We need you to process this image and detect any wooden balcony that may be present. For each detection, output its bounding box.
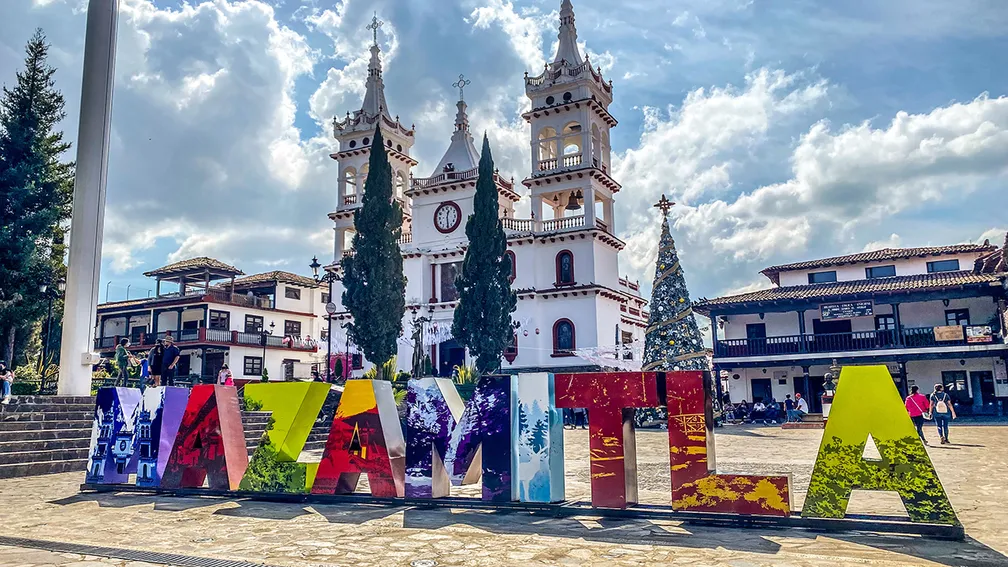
[714,326,1004,358]
[94,327,319,353]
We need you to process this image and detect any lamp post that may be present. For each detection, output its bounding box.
[310,256,340,382]
[38,281,65,380]
[259,321,275,380]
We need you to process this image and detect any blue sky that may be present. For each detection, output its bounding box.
[1,0,1006,304]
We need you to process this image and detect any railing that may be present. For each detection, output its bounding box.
[411,167,478,190]
[344,194,358,206]
[713,326,1001,358]
[595,218,608,231]
[537,158,558,172]
[95,328,318,353]
[542,215,585,232]
[205,328,231,343]
[399,232,412,244]
[502,217,534,232]
[562,153,583,168]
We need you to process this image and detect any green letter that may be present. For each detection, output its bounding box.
[802,365,958,525]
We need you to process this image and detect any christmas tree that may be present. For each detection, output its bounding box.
[341,126,406,379]
[451,134,517,374]
[638,195,707,426]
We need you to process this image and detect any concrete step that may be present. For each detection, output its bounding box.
[0,411,93,422]
[0,458,86,479]
[0,447,90,466]
[0,403,94,414]
[0,420,92,431]
[0,429,90,443]
[6,396,95,405]
[0,437,91,454]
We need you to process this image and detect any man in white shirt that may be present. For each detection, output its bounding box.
[794,393,809,420]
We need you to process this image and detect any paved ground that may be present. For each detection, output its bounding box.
[0,424,1006,567]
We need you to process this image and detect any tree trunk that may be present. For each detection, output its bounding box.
[5,326,14,367]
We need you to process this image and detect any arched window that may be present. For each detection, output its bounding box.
[505,250,516,284]
[343,167,357,197]
[591,124,601,167]
[555,250,574,285]
[562,122,582,156]
[395,172,406,200]
[553,319,575,355]
[601,131,610,171]
[538,127,558,162]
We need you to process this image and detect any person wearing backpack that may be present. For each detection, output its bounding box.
[930,383,957,444]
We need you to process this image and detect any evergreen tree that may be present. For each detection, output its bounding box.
[341,126,406,379]
[451,134,516,374]
[530,418,548,453]
[638,196,706,426]
[0,29,73,367]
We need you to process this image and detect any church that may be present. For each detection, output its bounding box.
[326,0,649,376]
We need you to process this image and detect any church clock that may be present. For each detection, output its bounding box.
[434,201,462,233]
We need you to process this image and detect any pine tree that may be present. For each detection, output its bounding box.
[638,196,707,426]
[0,29,73,367]
[530,418,548,453]
[451,134,516,374]
[341,126,406,379]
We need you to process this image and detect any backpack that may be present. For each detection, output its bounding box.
[934,393,950,414]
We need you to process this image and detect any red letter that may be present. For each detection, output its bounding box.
[554,372,660,509]
[666,371,790,516]
[161,385,248,490]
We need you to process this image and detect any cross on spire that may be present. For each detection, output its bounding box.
[367,12,383,46]
[453,74,471,102]
[654,194,675,217]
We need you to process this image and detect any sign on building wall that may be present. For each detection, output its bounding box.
[820,301,873,321]
[965,325,993,344]
[934,326,965,342]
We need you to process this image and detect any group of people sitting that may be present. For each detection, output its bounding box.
[722,393,810,425]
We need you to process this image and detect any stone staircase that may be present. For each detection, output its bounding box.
[0,396,95,479]
[242,410,330,458]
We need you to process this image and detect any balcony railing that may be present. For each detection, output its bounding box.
[344,194,358,206]
[541,215,585,232]
[502,217,535,232]
[399,231,412,244]
[94,328,318,353]
[714,326,1003,358]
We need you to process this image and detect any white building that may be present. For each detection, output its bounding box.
[695,241,1008,416]
[94,257,328,383]
[327,1,648,376]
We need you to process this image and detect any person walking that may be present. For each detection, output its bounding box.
[0,361,13,404]
[147,340,165,387]
[930,384,957,444]
[161,336,181,387]
[904,385,930,444]
[218,363,234,386]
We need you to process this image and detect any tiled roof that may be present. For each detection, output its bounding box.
[143,257,244,278]
[975,233,1008,274]
[233,271,319,289]
[694,271,1006,313]
[760,244,995,285]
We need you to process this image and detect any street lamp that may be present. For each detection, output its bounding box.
[259,321,275,380]
[310,255,340,382]
[38,280,66,388]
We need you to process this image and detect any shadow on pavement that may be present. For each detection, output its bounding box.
[50,492,210,512]
[835,533,1008,567]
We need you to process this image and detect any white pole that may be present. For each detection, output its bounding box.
[58,0,119,396]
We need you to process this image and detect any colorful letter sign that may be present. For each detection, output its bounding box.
[312,380,405,497]
[511,373,564,503]
[86,387,143,484]
[240,382,330,493]
[444,374,512,501]
[132,387,190,487]
[161,385,249,491]
[802,365,958,525]
[666,371,791,516]
[554,372,662,509]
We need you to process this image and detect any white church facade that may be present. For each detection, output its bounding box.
[327,1,649,376]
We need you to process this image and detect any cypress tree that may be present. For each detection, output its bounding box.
[341,126,406,379]
[451,134,517,374]
[0,29,73,367]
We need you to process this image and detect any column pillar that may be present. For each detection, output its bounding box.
[797,310,807,352]
[58,0,119,396]
[710,312,720,356]
[892,303,903,346]
[176,308,183,337]
[583,188,595,227]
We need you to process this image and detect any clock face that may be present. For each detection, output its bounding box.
[434,202,461,233]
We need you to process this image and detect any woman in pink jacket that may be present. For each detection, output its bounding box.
[904,385,930,444]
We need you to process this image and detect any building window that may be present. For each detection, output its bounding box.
[283,359,295,380]
[875,315,896,331]
[807,270,837,284]
[553,319,575,355]
[555,250,574,285]
[621,330,634,360]
[244,315,264,334]
[243,356,263,376]
[945,309,970,326]
[439,262,462,302]
[208,310,230,330]
[284,286,301,300]
[927,259,960,273]
[321,292,330,304]
[284,320,302,337]
[503,333,518,363]
[351,353,363,370]
[865,265,897,279]
[505,250,516,284]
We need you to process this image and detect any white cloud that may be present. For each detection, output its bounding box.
[467,0,553,70]
[862,234,902,252]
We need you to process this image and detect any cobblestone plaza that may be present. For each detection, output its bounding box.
[0,425,1006,567]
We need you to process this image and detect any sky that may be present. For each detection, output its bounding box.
[2,0,1007,305]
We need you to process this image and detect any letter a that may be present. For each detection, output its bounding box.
[161,385,248,490]
[802,365,958,525]
[312,380,405,497]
